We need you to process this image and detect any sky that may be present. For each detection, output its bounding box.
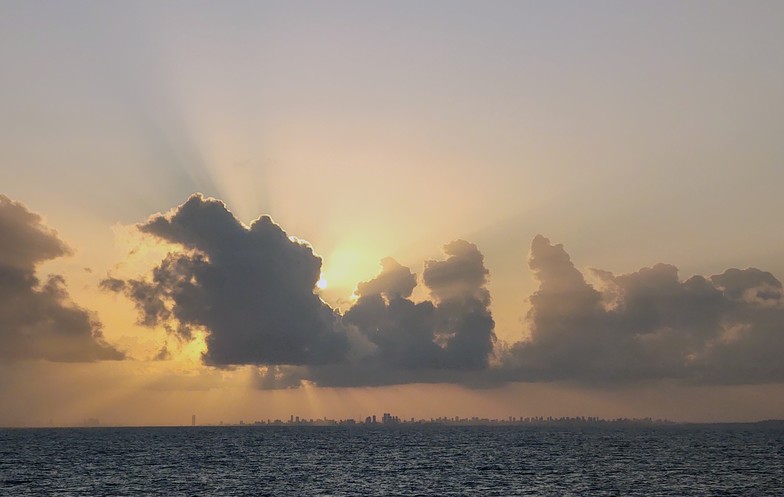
[2,0,784,426]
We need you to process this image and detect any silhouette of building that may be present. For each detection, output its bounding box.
[382,413,400,424]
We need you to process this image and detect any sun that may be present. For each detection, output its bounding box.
[316,277,328,290]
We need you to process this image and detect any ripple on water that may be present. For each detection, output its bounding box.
[0,425,783,496]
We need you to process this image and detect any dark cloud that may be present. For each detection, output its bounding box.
[0,195,71,268]
[355,257,416,300]
[501,235,784,385]
[306,241,496,387]
[695,267,784,383]
[251,365,309,390]
[104,194,784,388]
[0,195,123,362]
[106,197,498,386]
[711,268,782,302]
[341,258,441,375]
[423,240,496,370]
[103,194,348,366]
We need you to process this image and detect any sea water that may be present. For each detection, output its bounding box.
[1,424,783,496]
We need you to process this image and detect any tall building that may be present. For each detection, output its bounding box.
[192,414,196,427]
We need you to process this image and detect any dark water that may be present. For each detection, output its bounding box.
[1,425,783,496]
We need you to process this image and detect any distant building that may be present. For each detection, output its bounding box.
[382,413,400,424]
[192,414,196,427]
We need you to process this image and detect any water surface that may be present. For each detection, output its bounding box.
[2,424,783,496]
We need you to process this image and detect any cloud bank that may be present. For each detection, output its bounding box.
[0,195,123,362]
[500,236,784,385]
[104,195,498,386]
[104,195,784,388]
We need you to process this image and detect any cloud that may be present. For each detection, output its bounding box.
[0,195,71,268]
[103,194,348,367]
[153,342,171,361]
[423,240,496,370]
[355,257,416,300]
[301,240,496,387]
[338,257,443,379]
[104,195,784,388]
[105,196,498,386]
[696,268,784,383]
[0,195,123,362]
[501,235,784,385]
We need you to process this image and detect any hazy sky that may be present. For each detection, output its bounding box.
[2,1,784,426]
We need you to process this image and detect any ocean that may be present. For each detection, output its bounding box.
[1,424,782,496]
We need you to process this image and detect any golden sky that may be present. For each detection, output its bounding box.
[2,1,784,426]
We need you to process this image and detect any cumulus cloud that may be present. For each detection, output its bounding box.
[423,240,496,370]
[347,252,437,368]
[103,194,348,367]
[104,194,784,388]
[0,195,123,362]
[355,257,416,300]
[301,240,496,387]
[105,196,498,386]
[501,235,784,384]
